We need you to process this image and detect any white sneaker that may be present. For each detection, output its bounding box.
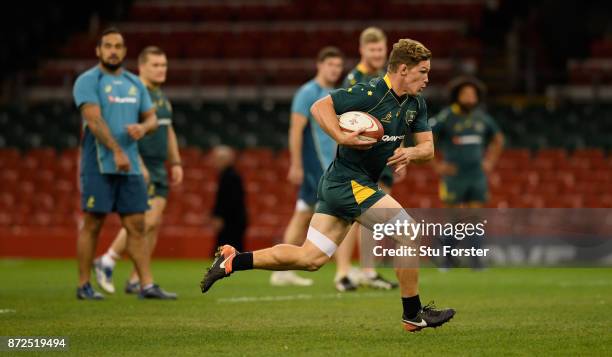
[93,258,115,294]
[270,271,313,286]
[347,267,368,286]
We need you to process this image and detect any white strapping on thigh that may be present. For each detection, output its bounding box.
[306,226,337,257]
[384,209,415,242]
[386,209,414,226]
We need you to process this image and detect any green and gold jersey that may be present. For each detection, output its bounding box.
[343,64,394,186]
[329,74,430,182]
[138,86,172,163]
[342,63,385,89]
[431,104,500,173]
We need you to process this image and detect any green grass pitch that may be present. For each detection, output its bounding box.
[0,259,610,356]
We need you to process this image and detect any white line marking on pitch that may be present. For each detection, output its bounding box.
[558,280,612,287]
[217,292,389,304]
[0,309,16,314]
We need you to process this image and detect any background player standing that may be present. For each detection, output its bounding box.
[94,46,182,296]
[431,77,504,208]
[334,27,399,291]
[270,47,344,286]
[73,28,173,299]
[430,76,504,269]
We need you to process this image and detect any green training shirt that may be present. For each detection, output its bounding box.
[431,104,500,173]
[138,86,172,163]
[328,74,430,182]
[342,63,385,89]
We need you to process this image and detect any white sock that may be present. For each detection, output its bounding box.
[142,283,154,290]
[101,251,118,268]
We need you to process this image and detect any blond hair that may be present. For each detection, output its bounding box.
[359,27,386,46]
[138,46,166,64]
[387,39,432,72]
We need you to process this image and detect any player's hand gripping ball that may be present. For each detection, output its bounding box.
[338,111,384,143]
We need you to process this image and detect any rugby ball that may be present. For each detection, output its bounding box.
[338,111,384,142]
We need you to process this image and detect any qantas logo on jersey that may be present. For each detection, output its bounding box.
[382,134,405,142]
[107,95,137,104]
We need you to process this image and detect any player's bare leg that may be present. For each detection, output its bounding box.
[95,197,167,293]
[78,213,105,286]
[395,268,419,297]
[109,229,127,258]
[129,197,166,282]
[201,213,350,292]
[358,182,398,289]
[76,212,105,299]
[254,213,349,269]
[335,182,398,291]
[333,223,359,291]
[124,197,167,292]
[283,210,313,246]
[119,213,176,299]
[357,194,455,331]
[270,207,315,286]
[120,213,153,286]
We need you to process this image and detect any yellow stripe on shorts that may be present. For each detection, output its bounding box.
[351,180,376,205]
[439,182,448,201]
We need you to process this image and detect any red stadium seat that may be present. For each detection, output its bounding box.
[536,148,567,161]
[0,148,20,169]
[0,169,19,190]
[572,148,604,159]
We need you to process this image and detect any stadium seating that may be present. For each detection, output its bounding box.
[22,0,484,94]
[2,0,611,257]
[1,143,611,256]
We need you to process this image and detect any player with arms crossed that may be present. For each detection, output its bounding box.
[94,46,182,296]
[201,39,455,331]
[270,47,344,287]
[74,28,174,299]
[334,26,399,292]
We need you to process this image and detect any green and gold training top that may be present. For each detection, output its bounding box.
[342,63,385,88]
[138,86,173,164]
[431,104,500,174]
[328,74,430,183]
[343,64,394,186]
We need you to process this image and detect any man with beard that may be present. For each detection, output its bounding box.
[431,77,504,208]
[430,76,504,269]
[73,28,173,299]
[93,46,182,297]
